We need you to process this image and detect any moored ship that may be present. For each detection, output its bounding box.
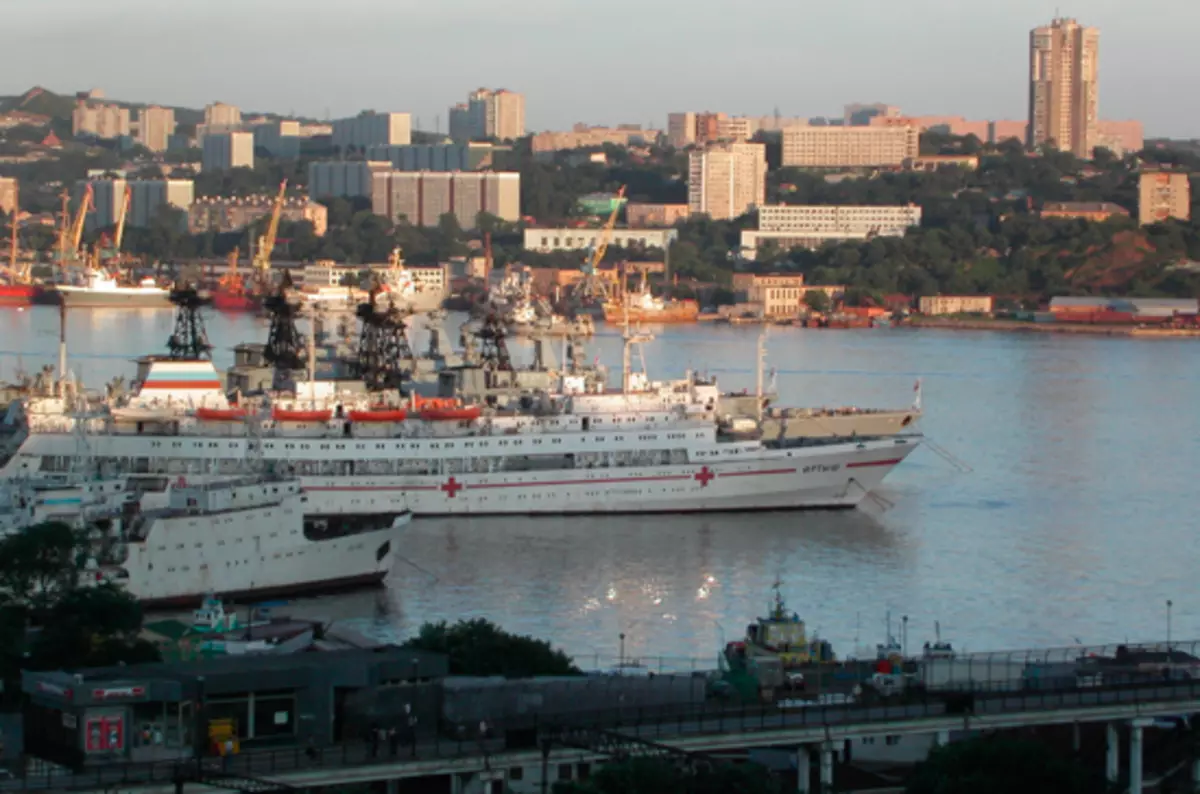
[0,284,40,306]
[54,269,173,309]
[602,286,699,325]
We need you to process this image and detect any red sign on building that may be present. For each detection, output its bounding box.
[84,715,125,753]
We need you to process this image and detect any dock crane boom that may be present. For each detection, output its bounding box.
[70,184,93,260]
[113,185,131,254]
[252,180,288,280]
[576,185,625,302]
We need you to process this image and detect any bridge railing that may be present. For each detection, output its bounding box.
[6,675,1200,791]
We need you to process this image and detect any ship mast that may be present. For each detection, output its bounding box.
[755,329,766,422]
[7,182,18,282]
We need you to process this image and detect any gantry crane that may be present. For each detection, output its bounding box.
[53,185,92,273]
[252,180,288,284]
[573,185,625,303]
[97,185,131,269]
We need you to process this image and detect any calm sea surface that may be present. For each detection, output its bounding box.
[1,306,1197,663]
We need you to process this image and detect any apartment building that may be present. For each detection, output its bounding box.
[370,171,520,229]
[365,142,504,172]
[202,131,254,171]
[624,203,690,227]
[0,177,16,216]
[667,112,754,148]
[740,204,922,255]
[530,125,660,153]
[1029,17,1100,158]
[687,142,766,221]
[136,106,176,153]
[781,126,918,168]
[450,89,525,141]
[252,120,300,158]
[1138,171,1191,226]
[188,195,328,236]
[844,103,902,126]
[82,178,194,231]
[1095,120,1144,156]
[308,161,394,199]
[204,102,242,128]
[332,112,412,151]
[871,115,1027,144]
[72,98,131,140]
[522,228,678,253]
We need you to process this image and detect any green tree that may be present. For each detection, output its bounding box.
[401,619,579,677]
[906,737,1102,794]
[803,290,831,313]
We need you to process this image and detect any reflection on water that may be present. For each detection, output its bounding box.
[3,307,1200,659]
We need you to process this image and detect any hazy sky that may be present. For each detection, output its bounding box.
[3,0,1197,137]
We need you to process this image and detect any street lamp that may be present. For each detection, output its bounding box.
[619,633,626,669]
[902,615,909,658]
[1167,600,1173,653]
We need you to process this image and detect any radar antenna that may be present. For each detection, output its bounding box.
[262,272,305,372]
[166,282,213,361]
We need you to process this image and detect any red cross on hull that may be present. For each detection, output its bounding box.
[441,477,464,497]
[694,466,715,487]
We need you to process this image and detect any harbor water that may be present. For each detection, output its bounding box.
[1,306,1197,662]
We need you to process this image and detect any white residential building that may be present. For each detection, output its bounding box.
[740,204,922,256]
[687,142,766,220]
[522,228,678,253]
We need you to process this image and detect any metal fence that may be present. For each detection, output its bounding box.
[572,654,720,674]
[7,674,1200,792]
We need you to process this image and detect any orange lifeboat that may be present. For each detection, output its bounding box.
[419,405,482,422]
[271,407,333,422]
[196,406,250,421]
[349,407,409,422]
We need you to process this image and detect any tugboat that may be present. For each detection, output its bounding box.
[729,580,835,670]
[922,621,956,659]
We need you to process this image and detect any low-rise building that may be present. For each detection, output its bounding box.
[740,273,807,318]
[371,171,520,229]
[781,126,918,168]
[530,125,660,153]
[741,204,922,256]
[1138,171,1191,226]
[904,155,980,171]
[188,195,328,236]
[919,295,994,315]
[523,228,678,254]
[1040,202,1129,222]
[625,203,690,227]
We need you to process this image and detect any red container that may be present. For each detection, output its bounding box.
[1091,311,1135,324]
[1133,314,1171,324]
[1054,311,1096,324]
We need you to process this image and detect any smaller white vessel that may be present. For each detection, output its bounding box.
[54,270,173,309]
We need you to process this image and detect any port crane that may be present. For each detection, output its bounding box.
[571,185,625,304]
[252,180,288,286]
[96,185,131,270]
[1,183,30,286]
[53,185,93,274]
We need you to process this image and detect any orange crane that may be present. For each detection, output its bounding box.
[252,180,287,283]
[575,185,625,302]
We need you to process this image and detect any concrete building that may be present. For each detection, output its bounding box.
[204,102,242,128]
[0,177,16,216]
[332,112,412,152]
[523,227,678,253]
[136,106,176,153]
[72,98,131,140]
[371,171,520,229]
[308,161,394,200]
[667,112,696,148]
[1096,120,1144,156]
[189,194,328,236]
[871,115,1027,144]
[530,125,660,153]
[904,155,980,171]
[1029,17,1100,158]
[625,203,691,227]
[1040,201,1129,222]
[844,103,902,126]
[781,126,919,168]
[83,178,194,231]
[452,88,525,142]
[919,295,995,315]
[252,120,300,158]
[740,204,922,255]
[202,131,255,171]
[365,143,504,172]
[687,142,766,221]
[743,273,808,318]
[1138,171,1191,226]
[667,112,758,147]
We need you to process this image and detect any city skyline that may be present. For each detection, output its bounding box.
[3,0,1196,138]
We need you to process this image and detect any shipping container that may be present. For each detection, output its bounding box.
[1134,315,1172,324]
[1091,311,1135,324]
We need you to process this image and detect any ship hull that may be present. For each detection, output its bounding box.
[211,291,261,312]
[763,410,921,439]
[299,439,916,515]
[0,285,39,306]
[602,302,699,324]
[55,286,173,309]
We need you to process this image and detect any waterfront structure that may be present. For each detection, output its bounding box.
[370,171,520,229]
[844,103,902,126]
[918,295,995,315]
[740,204,922,255]
[71,97,130,140]
[781,126,919,168]
[201,131,254,171]
[82,178,194,231]
[365,142,504,171]
[253,120,301,158]
[308,161,393,200]
[189,194,328,236]
[1040,201,1129,222]
[740,273,808,318]
[523,227,678,253]
[687,142,767,220]
[625,203,691,227]
[136,106,175,153]
[203,102,241,128]
[530,125,660,153]
[0,176,15,215]
[451,88,525,141]
[1138,171,1191,226]
[1029,17,1100,158]
[332,112,412,152]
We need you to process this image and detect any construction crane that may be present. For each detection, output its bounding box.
[97,186,131,267]
[574,185,626,303]
[252,180,288,283]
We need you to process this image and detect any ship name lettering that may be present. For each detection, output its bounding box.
[802,464,841,474]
